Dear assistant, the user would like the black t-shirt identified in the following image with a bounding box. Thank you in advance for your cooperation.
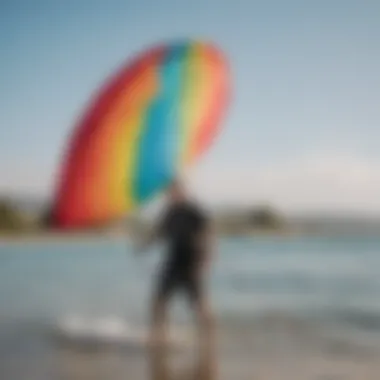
[158,201,208,266]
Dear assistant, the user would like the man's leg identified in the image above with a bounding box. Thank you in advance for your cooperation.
[149,271,174,380]
[150,267,175,349]
[187,275,217,379]
[150,296,168,348]
[195,294,216,353]
[149,296,170,380]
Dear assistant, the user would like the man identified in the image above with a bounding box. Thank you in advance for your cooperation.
[139,180,215,354]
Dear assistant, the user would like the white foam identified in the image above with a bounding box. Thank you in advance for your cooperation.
[54,314,190,348]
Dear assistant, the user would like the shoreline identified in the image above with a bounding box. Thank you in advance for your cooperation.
[0,229,295,245]
[0,228,375,245]
[0,231,124,245]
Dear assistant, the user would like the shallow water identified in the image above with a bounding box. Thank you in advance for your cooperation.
[1,236,380,379]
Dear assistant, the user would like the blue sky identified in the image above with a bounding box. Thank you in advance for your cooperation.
[1,0,380,213]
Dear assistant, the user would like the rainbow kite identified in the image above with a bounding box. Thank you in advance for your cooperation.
[52,40,230,228]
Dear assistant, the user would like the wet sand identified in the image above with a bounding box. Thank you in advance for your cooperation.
[52,328,380,380]
[2,317,379,380]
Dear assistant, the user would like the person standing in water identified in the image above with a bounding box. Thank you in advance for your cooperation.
[138,180,215,355]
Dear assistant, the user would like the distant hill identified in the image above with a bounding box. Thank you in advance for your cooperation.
[0,194,47,215]
[3,194,380,235]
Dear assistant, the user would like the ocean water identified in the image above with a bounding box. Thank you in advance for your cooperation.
[0,235,380,378]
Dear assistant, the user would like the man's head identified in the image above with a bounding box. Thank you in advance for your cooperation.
[167,179,187,204]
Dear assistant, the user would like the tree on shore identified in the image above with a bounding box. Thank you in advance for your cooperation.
[215,204,285,234]
[248,205,284,229]
[0,199,27,231]
[39,206,54,228]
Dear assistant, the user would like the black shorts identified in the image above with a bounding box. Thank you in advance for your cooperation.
[155,261,203,303]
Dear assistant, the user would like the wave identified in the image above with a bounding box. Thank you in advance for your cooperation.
[51,314,191,350]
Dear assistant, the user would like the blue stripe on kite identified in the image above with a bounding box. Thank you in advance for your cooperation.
[134,43,189,202]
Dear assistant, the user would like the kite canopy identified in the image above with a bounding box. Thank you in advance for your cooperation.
[52,40,230,228]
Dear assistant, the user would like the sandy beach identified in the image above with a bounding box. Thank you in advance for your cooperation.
[56,322,380,380]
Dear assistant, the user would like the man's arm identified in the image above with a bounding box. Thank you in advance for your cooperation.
[135,210,168,253]
[198,220,215,274]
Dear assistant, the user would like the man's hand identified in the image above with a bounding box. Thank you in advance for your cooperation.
[132,229,157,255]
